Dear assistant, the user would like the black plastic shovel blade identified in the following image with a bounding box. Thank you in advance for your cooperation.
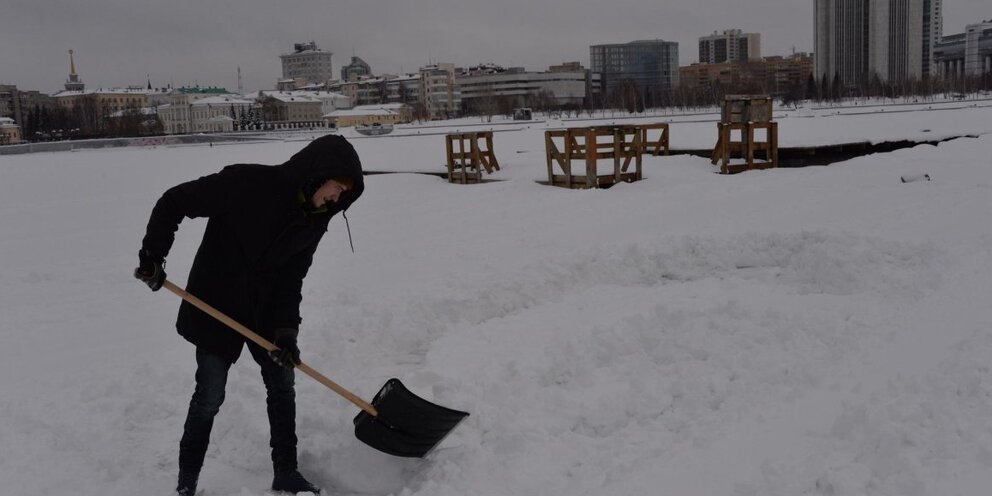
[353,378,469,458]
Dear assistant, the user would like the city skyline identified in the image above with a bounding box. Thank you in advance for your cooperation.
[1,0,987,94]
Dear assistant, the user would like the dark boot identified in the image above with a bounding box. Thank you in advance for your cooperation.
[271,470,321,494]
[176,470,198,496]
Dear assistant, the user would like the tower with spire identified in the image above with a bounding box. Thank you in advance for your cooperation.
[65,50,85,92]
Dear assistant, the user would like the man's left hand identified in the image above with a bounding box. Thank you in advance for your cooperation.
[269,328,301,369]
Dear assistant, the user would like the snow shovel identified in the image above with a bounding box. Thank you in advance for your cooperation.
[162,280,469,458]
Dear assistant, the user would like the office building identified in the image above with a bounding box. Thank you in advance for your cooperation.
[280,42,334,86]
[679,53,814,98]
[590,40,679,101]
[699,30,762,64]
[457,64,601,112]
[341,56,372,82]
[815,0,941,86]
[420,64,461,120]
[923,0,944,76]
[933,21,992,78]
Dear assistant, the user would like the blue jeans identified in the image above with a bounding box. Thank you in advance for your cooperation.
[178,343,298,474]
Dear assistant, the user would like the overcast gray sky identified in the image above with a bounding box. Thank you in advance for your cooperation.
[1,0,987,94]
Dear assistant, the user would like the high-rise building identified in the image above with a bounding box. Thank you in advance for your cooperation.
[590,40,679,101]
[922,0,943,77]
[341,56,372,82]
[280,42,334,86]
[699,30,762,64]
[419,64,461,120]
[815,0,939,86]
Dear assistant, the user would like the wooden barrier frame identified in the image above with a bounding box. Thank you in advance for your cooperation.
[711,121,779,174]
[711,95,778,174]
[639,123,670,156]
[445,131,500,184]
[545,126,643,189]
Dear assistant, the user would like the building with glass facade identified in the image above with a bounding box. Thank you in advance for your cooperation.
[590,40,679,103]
[815,0,941,86]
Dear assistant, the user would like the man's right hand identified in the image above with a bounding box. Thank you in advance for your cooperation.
[134,249,166,291]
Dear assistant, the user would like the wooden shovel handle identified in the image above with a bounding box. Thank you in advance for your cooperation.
[162,279,378,417]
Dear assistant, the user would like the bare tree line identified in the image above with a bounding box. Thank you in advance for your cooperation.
[22,97,163,141]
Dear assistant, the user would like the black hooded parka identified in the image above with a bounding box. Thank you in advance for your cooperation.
[141,135,364,364]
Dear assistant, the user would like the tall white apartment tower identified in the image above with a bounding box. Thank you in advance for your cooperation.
[922,0,943,77]
[698,29,762,64]
[815,0,936,86]
[280,41,334,86]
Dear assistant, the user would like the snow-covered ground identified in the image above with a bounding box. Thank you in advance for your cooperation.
[1,101,991,496]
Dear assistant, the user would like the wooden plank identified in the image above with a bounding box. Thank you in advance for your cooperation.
[721,123,731,174]
[584,128,596,188]
[746,124,755,170]
[769,121,779,169]
[445,135,455,183]
[545,131,555,185]
[711,124,724,165]
[613,128,622,184]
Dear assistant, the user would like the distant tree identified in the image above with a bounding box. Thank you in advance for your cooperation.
[411,101,428,122]
[378,79,389,104]
[396,83,408,106]
[782,80,804,109]
[805,73,817,102]
[248,107,262,130]
[864,72,879,98]
[613,79,641,114]
[472,83,499,122]
[24,105,40,139]
[831,71,843,101]
[532,90,559,117]
[495,95,516,118]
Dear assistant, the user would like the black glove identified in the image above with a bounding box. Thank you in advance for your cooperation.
[269,328,301,369]
[134,248,166,291]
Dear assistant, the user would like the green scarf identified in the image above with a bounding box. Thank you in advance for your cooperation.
[298,190,328,214]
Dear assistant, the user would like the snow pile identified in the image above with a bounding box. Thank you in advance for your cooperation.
[1,101,991,496]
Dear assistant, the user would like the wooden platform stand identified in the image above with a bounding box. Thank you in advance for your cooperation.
[545,126,643,189]
[710,95,779,174]
[711,121,779,174]
[445,131,500,184]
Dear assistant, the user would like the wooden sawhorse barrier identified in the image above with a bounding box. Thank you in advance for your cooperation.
[545,126,643,189]
[445,131,500,184]
[710,121,779,174]
[640,123,670,156]
[711,95,778,174]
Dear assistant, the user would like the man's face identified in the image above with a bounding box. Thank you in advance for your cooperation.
[312,178,351,208]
